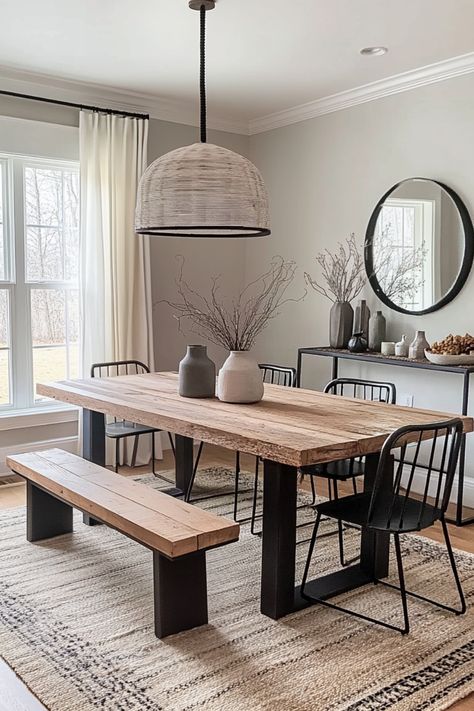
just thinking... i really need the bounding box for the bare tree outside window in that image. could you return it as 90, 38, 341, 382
25, 166, 80, 396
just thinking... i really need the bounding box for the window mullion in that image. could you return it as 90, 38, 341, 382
11, 158, 34, 409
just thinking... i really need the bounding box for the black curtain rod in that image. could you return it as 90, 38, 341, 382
0, 89, 150, 120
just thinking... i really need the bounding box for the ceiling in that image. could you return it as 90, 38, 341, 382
1, 0, 474, 128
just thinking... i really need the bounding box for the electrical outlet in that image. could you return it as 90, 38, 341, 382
398, 393, 414, 407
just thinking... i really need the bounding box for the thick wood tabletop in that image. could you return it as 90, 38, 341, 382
37, 372, 473, 467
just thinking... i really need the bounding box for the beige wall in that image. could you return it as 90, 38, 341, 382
247, 73, 474, 499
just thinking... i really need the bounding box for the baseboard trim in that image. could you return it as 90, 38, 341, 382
0, 436, 78, 476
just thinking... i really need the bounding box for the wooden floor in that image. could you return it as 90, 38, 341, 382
0, 444, 472, 711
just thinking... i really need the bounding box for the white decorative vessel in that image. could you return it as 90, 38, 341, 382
217, 351, 264, 404
395, 334, 409, 357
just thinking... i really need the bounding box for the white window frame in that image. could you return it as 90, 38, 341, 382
379, 197, 435, 311
0, 152, 80, 414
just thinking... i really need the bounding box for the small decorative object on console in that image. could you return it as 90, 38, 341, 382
409, 330, 430, 359
348, 332, 368, 353
368, 310, 386, 351
425, 333, 474, 364
430, 333, 474, 355
395, 335, 409, 357
381, 341, 395, 356
354, 299, 371, 340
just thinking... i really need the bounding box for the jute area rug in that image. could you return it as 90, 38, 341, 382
0, 467, 473, 711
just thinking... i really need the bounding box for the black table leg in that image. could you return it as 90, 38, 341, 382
260, 453, 393, 621
260, 460, 298, 619
296, 350, 302, 388
82, 408, 105, 526
153, 550, 208, 638
294, 454, 391, 608
360, 453, 391, 579
169, 434, 194, 498
27, 481, 73, 542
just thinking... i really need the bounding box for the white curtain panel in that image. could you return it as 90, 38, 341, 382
79, 111, 162, 464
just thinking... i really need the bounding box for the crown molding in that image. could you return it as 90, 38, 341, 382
0, 65, 248, 135
2, 52, 474, 139
249, 52, 474, 135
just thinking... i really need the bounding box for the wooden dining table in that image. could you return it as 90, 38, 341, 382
37, 371, 473, 621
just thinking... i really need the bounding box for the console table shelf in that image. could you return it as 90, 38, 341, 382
296, 346, 474, 527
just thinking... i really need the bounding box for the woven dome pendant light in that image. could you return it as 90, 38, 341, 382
135, 1, 271, 238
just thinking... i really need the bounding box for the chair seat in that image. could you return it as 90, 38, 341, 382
301, 458, 365, 481
106, 421, 159, 438
316, 492, 440, 533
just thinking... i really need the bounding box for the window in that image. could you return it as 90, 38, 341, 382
0, 155, 80, 411
375, 198, 434, 311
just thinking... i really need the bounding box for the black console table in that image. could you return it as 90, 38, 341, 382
296, 346, 474, 527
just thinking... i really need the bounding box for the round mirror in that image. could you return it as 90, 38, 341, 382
365, 178, 474, 315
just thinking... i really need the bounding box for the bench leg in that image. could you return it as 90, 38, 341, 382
82, 408, 105, 526
27, 482, 73, 543
153, 550, 208, 638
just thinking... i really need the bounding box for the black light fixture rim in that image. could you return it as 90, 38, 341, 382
364, 177, 474, 316
136, 225, 271, 238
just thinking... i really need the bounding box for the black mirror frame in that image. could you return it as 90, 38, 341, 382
365, 178, 474, 316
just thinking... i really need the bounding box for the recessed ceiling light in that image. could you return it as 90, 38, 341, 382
360, 46, 388, 56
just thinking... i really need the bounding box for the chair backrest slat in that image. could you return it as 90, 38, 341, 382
417, 430, 439, 528
397, 431, 423, 529
91, 360, 150, 378
90, 360, 151, 424
258, 363, 297, 388
324, 377, 396, 405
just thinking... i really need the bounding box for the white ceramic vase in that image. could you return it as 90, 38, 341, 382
217, 351, 264, 404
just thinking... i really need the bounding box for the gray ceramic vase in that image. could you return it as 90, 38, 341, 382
178, 345, 216, 398
329, 301, 354, 349
354, 299, 371, 340
368, 310, 386, 351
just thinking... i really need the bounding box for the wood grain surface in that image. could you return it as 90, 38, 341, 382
37, 372, 473, 467
6, 449, 239, 557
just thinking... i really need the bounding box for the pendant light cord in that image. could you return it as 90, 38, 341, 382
200, 5, 207, 143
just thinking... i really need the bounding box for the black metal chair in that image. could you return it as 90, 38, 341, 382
91, 360, 175, 476
298, 378, 396, 565
186, 364, 299, 523
301, 418, 466, 635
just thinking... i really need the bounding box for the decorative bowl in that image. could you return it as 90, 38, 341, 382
424, 350, 474, 365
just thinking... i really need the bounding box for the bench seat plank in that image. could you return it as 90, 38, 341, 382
31, 449, 238, 549
7, 450, 239, 558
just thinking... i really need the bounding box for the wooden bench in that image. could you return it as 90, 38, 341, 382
6, 448, 239, 638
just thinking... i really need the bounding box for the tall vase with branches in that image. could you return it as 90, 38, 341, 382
162, 255, 304, 402
304, 233, 366, 348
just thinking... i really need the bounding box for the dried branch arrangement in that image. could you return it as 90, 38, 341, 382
372, 227, 427, 306
304, 233, 366, 303
161, 255, 304, 351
